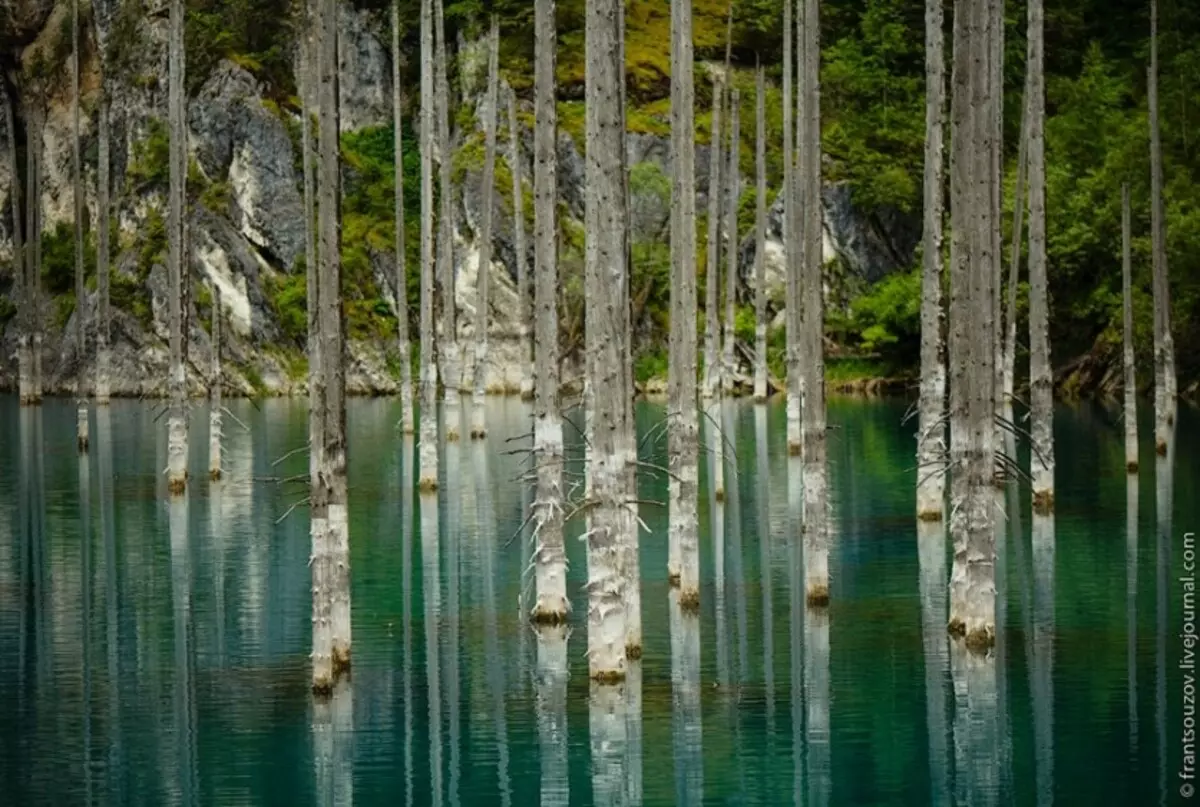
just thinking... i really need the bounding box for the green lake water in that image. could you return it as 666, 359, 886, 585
0, 394, 1195, 805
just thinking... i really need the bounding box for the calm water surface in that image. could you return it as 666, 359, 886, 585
0, 394, 1195, 806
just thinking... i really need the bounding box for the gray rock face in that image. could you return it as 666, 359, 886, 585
190, 62, 305, 270
337, 3, 390, 132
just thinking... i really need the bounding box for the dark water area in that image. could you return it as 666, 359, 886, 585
0, 394, 1195, 805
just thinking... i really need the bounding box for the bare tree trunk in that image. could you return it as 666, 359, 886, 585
508, 92, 532, 400
167, 0, 188, 495
1122, 183, 1138, 473
392, 0, 415, 435
471, 19, 500, 440
418, 0, 440, 491
1149, 0, 1175, 453
209, 285, 222, 480
97, 92, 111, 405
800, 0, 829, 608
316, 0, 350, 679
585, 0, 629, 681
989, 0, 1004, 456
721, 91, 740, 395
28, 98, 43, 404
72, 0, 88, 451
702, 76, 723, 400
784, 0, 799, 450
916, 0, 946, 521
753, 64, 768, 403
1003, 78, 1030, 417
1028, 0, 1054, 511
3, 84, 29, 405
668, 0, 701, 609
434, 0, 461, 435
529, 0, 568, 625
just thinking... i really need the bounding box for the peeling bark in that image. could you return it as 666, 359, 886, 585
668, 0, 701, 605
530, 0, 568, 624
508, 92, 533, 400
418, 0, 440, 491
702, 76, 723, 400
471, 19, 500, 440
1122, 184, 1138, 472
721, 90, 740, 395
916, 0, 946, 520
1149, 0, 1175, 450
393, 0, 415, 435
167, 0, 188, 494
209, 285, 222, 480
1028, 0, 1054, 508
753, 64, 768, 403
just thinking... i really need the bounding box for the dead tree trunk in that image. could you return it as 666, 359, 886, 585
722, 90, 740, 394
418, 0, 440, 491
28, 96, 43, 404
3, 83, 29, 404
434, 0, 461, 432
1122, 183, 1138, 473
209, 285, 222, 480
1003, 77, 1030, 417
989, 0, 1004, 452
166, 0, 189, 495
1149, 0, 1175, 452
916, 0, 946, 520
753, 63, 768, 403
702, 76, 724, 399
96, 91, 112, 405
471, 18, 500, 440
529, 0, 568, 625
585, 0, 629, 681
72, 0, 88, 451
783, 0, 799, 449
668, 0, 701, 609
1028, 0, 1054, 511
508, 91, 532, 400
392, 0, 415, 435
317, 0, 351, 681
800, 0, 829, 608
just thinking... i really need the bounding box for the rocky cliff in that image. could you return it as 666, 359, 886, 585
0, 1, 918, 397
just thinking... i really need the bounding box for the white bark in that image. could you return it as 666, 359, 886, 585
73, 0, 89, 449
918, 519, 952, 806
783, 0, 798, 450
167, 0, 188, 494
209, 285, 222, 480
668, 0, 701, 604
530, 0, 568, 624
754, 65, 768, 403
916, 0, 946, 520
800, 0, 829, 606
722, 91, 740, 394
1003, 80, 1030, 416
393, 1, 415, 436
670, 590, 704, 801
419, 493, 444, 804
434, 0, 461, 421
1122, 184, 1138, 472
534, 626, 570, 806
1028, 0, 1054, 507
702, 77, 724, 400
418, 0, 441, 491
584, 0, 629, 680
588, 680, 628, 804
1149, 0, 1176, 450
471, 19, 500, 440
96, 93, 112, 405
706, 397, 725, 501
508, 92, 533, 400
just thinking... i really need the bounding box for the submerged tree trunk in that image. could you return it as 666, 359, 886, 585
1028, 0, 1054, 511
4, 84, 29, 405
72, 0, 88, 451
753, 64, 768, 403
96, 92, 112, 405
508, 92, 532, 400
702, 77, 724, 399
668, 0, 701, 608
166, 0, 188, 495
471, 19, 500, 440
721, 91, 740, 395
585, 0, 629, 681
434, 0, 461, 432
1149, 0, 1175, 453
392, 0, 415, 435
1122, 183, 1138, 473
530, 0, 568, 625
800, 0, 829, 608
916, 0, 946, 520
209, 285, 223, 480
316, 0, 351, 680
418, 0, 440, 491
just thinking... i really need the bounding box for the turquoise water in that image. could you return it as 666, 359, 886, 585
0, 394, 1195, 805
